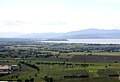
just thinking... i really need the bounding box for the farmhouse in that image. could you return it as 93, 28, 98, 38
0, 65, 11, 74
11, 65, 18, 71
0, 65, 18, 74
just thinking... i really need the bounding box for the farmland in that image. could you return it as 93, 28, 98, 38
0, 39, 120, 82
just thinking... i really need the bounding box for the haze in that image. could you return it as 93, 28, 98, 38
0, 0, 120, 34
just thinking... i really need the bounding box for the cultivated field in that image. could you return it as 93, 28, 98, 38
0, 40, 120, 82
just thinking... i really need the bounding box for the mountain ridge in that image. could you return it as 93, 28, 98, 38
1, 29, 120, 39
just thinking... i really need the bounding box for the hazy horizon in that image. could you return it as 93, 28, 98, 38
1, 28, 120, 38
0, 28, 120, 34
0, 0, 120, 34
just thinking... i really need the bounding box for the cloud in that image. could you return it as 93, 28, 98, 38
40, 22, 67, 25
93, 0, 120, 3
2, 20, 26, 26
0, 0, 120, 33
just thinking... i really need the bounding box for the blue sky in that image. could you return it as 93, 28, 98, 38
0, 0, 120, 33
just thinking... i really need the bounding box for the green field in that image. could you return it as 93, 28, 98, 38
59, 52, 120, 58
0, 59, 120, 82
0, 42, 120, 82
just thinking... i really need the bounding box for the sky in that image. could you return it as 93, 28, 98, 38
0, 0, 120, 34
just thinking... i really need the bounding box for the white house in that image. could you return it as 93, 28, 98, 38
0, 65, 18, 74
0, 65, 11, 74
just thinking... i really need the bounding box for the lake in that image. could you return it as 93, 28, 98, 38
41, 39, 120, 44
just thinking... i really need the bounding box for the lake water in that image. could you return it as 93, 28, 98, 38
41, 39, 120, 44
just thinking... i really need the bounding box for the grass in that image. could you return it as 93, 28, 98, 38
0, 58, 120, 82
59, 52, 120, 58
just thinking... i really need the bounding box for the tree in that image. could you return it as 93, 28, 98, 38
49, 77, 53, 82
30, 78, 34, 82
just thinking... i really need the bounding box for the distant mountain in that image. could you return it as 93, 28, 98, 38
62, 29, 120, 39
0, 32, 24, 38
1, 29, 120, 39
18, 32, 64, 39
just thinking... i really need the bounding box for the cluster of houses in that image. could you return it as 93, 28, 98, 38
0, 65, 18, 74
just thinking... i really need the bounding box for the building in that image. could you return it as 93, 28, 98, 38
0, 65, 11, 74
11, 65, 18, 71
0, 65, 18, 74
